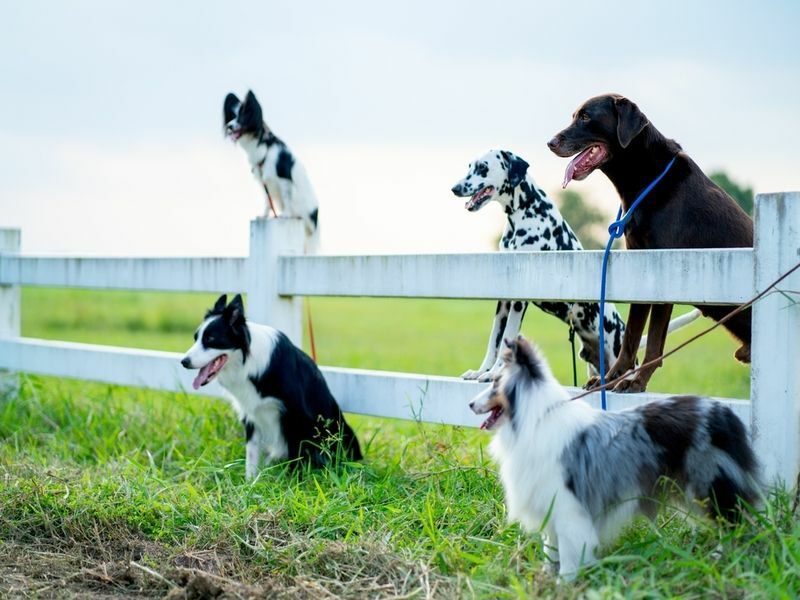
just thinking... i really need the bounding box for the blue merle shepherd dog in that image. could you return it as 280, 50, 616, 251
470, 335, 761, 580
224, 90, 320, 252
451, 149, 698, 384
181, 294, 361, 478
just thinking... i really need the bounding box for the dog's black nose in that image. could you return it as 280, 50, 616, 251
547, 136, 561, 151
451, 184, 462, 196
181, 357, 191, 369
469, 401, 475, 410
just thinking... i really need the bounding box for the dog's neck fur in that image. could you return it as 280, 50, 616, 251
600, 124, 683, 209
496, 175, 559, 237
236, 128, 280, 166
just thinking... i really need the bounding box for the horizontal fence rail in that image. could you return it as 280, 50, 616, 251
278, 248, 755, 304
0, 337, 751, 428
0, 256, 247, 293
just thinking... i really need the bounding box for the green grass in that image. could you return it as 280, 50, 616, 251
0, 288, 788, 598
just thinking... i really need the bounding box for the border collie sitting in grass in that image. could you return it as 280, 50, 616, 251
181, 294, 361, 478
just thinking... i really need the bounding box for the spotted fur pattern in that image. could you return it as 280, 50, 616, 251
451, 149, 626, 382
470, 335, 761, 580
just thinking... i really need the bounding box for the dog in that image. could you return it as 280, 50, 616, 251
451, 149, 698, 383
548, 94, 753, 392
224, 90, 320, 251
470, 334, 760, 580
181, 294, 361, 478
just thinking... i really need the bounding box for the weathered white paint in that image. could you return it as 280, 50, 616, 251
0, 230, 20, 394
0, 256, 247, 292
246, 217, 304, 346
751, 192, 800, 486
278, 248, 755, 304
0, 337, 750, 429
0, 230, 20, 337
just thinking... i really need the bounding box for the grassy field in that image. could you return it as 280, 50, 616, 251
1, 289, 794, 598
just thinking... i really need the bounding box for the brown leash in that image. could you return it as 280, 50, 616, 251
570, 260, 800, 402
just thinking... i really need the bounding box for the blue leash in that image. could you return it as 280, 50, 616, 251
598, 155, 677, 410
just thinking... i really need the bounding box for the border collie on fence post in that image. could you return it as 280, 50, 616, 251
751, 192, 800, 487
0, 229, 21, 394
246, 217, 304, 347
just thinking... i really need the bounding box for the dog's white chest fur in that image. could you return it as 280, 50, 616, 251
216, 325, 289, 464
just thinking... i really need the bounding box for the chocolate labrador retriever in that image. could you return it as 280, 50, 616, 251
547, 93, 753, 393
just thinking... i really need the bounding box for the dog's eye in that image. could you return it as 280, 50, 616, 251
580, 113, 590, 122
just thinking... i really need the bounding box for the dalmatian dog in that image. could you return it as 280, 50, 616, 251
451, 149, 699, 384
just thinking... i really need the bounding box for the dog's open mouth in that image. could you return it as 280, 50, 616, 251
562, 144, 609, 188
466, 186, 495, 211
192, 354, 228, 389
480, 406, 504, 430
226, 126, 243, 141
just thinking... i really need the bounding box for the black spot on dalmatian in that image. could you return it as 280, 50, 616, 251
474, 162, 489, 177
524, 236, 539, 245
495, 315, 508, 348
536, 302, 570, 322
513, 301, 524, 312
516, 229, 528, 237
604, 317, 615, 334
309, 208, 319, 228
542, 229, 551, 240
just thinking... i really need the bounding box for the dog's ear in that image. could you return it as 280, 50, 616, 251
614, 97, 649, 148
501, 151, 529, 188
207, 294, 227, 317
512, 334, 545, 381
225, 294, 246, 327
241, 90, 263, 126
223, 93, 240, 123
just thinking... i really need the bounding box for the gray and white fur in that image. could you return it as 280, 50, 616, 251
470, 334, 761, 580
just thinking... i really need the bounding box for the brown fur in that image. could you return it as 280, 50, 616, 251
548, 94, 753, 392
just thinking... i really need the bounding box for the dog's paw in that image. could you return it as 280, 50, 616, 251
461, 369, 485, 380
477, 369, 500, 382
613, 378, 646, 393
583, 376, 601, 390
734, 344, 751, 364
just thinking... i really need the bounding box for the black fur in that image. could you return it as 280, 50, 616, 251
249, 331, 362, 465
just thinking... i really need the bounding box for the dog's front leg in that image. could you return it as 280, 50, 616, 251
614, 303, 673, 393
243, 419, 261, 481
554, 507, 598, 582
586, 303, 650, 390
541, 523, 560, 575
477, 300, 528, 382
463, 300, 509, 380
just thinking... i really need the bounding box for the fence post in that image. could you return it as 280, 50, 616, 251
0, 229, 21, 394
751, 192, 800, 487
246, 217, 304, 346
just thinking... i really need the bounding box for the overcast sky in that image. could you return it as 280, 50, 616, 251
1, 1, 797, 255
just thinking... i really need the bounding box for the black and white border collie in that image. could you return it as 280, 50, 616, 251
470, 335, 760, 580
223, 90, 320, 252
181, 294, 361, 478
451, 149, 698, 384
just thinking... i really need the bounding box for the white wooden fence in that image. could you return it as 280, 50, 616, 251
0, 193, 798, 485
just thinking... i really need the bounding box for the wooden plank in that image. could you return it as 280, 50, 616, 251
278, 248, 755, 304
0, 337, 750, 429
0, 256, 247, 293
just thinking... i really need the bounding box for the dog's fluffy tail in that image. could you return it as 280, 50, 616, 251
700, 401, 762, 520
639, 308, 701, 349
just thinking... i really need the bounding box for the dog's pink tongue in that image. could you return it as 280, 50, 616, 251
562, 147, 593, 188
562, 158, 578, 188
192, 363, 213, 390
